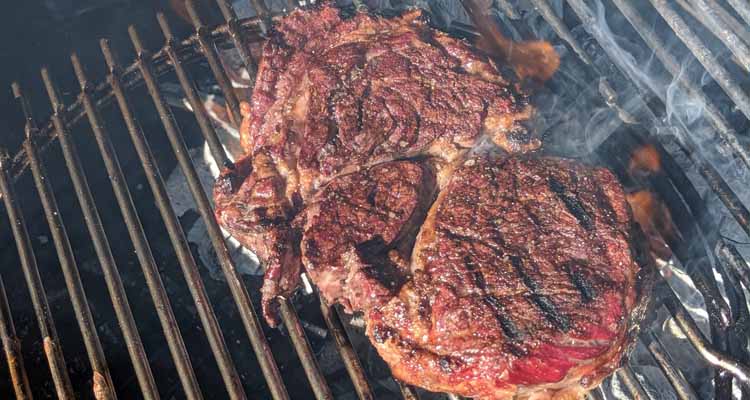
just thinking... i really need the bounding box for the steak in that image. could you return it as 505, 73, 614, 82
213, 3, 536, 324
366, 155, 653, 399
213, 4, 652, 398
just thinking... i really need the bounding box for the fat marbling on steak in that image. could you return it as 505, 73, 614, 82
213, 3, 536, 324
366, 154, 652, 399
213, 4, 652, 399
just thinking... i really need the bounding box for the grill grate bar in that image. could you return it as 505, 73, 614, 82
154, 10, 358, 399
559, 0, 750, 239
664, 296, 750, 388
13, 83, 118, 400
70, 52, 204, 400
609, 0, 750, 170
645, 333, 700, 400
247, 0, 271, 34
126, 24, 292, 400
0, 139, 74, 399
398, 380, 421, 400
185, 0, 243, 128
39, 67, 160, 399
100, 37, 248, 400
528, 0, 750, 395
616, 367, 649, 400
728, 0, 750, 27
683, 142, 750, 238
717, 241, 750, 295
278, 298, 334, 399
588, 387, 606, 400
647, 0, 750, 121
509, 0, 637, 127
682, 0, 750, 73
214, 0, 259, 86
0, 276, 33, 400
319, 300, 374, 400
155, 13, 232, 170
131, 17, 338, 399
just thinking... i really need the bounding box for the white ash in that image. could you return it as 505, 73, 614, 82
164, 143, 262, 280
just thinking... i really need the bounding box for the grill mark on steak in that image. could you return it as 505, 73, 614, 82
548, 175, 595, 231
509, 255, 571, 332
464, 254, 524, 342
484, 295, 523, 342
562, 261, 598, 303
464, 255, 487, 289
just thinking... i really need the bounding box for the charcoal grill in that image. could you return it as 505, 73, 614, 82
0, 0, 749, 398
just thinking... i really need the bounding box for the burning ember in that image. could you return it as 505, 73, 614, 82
628, 143, 662, 175
461, 0, 560, 82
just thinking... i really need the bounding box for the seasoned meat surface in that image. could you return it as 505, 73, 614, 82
366, 155, 652, 399
299, 160, 436, 311
214, 3, 536, 324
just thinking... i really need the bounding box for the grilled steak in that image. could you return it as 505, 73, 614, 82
213, 4, 652, 398
213, 3, 536, 323
366, 155, 652, 399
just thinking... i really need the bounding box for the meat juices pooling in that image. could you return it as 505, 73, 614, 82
213, 4, 652, 399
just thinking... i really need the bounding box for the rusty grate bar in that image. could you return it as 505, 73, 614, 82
3, 1, 750, 398
278, 299, 333, 399
126, 23, 292, 400
0, 139, 74, 399
99, 38, 247, 400
130, 17, 338, 399
70, 52, 204, 399
40, 67, 160, 400
13, 83, 117, 400
0, 275, 33, 400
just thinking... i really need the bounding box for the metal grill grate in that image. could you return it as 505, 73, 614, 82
0, 0, 749, 399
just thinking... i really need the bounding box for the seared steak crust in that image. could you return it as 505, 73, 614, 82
214, 3, 536, 324
366, 155, 652, 399
300, 160, 436, 311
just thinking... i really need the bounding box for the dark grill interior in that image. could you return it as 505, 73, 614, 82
0, 0, 749, 399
